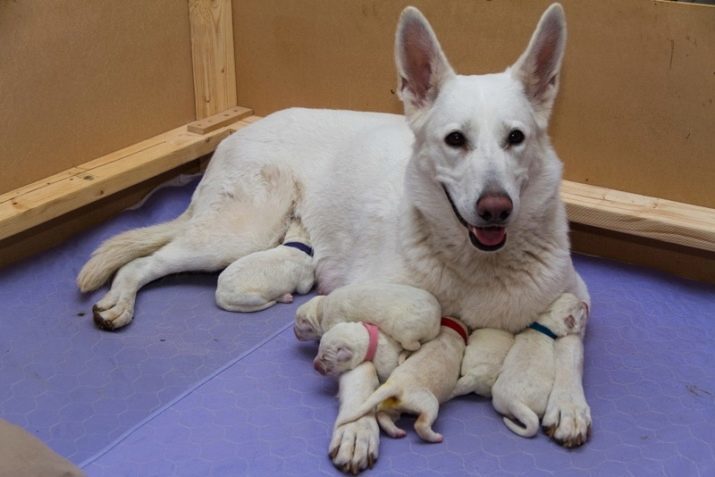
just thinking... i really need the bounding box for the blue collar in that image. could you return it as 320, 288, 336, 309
283, 241, 313, 257
528, 322, 558, 340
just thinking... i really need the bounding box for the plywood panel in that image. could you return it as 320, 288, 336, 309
0, 1, 196, 195
233, 0, 715, 208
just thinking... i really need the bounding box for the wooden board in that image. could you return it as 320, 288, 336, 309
190, 0, 238, 119
0, 110, 256, 241
187, 106, 253, 134
232, 0, 715, 208
0, 1, 195, 195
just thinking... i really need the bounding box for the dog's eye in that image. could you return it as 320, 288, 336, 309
444, 131, 467, 148
507, 129, 525, 146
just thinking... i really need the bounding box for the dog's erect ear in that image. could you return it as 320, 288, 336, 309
395, 7, 454, 120
511, 3, 566, 127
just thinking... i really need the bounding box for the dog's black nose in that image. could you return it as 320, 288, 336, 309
476, 193, 513, 223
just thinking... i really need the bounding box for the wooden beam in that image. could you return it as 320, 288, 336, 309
187, 106, 252, 134
189, 0, 237, 119
0, 109, 256, 241
562, 180, 715, 252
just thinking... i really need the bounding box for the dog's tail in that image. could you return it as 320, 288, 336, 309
335, 383, 400, 428
503, 401, 539, 438
77, 213, 188, 292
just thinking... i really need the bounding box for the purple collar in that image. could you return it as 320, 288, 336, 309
283, 241, 313, 257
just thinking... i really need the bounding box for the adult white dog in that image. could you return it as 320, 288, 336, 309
78, 3, 591, 472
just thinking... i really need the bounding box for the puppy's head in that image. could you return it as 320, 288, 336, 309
541, 292, 588, 336
313, 322, 364, 376
395, 5, 567, 252
293, 296, 324, 341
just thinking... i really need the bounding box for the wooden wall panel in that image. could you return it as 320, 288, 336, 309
233, 0, 715, 208
0, 1, 196, 195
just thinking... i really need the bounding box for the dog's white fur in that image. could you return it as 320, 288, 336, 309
293, 282, 441, 351
492, 293, 588, 438
450, 328, 515, 399
313, 322, 403, 383
77, 3, 591, 470
215, 219, 315, 312
336, 318, 467, 443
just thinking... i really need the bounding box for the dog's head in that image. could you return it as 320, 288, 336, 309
293, 296, 324, 341
312, 322, 363, 376
396, 4, 567, 252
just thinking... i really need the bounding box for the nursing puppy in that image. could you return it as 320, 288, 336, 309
450, 328, 515, 399
492, 293, 588, 437
336, 317, 468, 443
293, 283, 441, 351
313, 321, 403, 383
215, 219, 315, 312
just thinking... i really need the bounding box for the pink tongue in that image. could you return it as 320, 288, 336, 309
470, 226, 506, 246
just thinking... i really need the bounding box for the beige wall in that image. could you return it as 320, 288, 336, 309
233, 0, 715, 208
0, 1, 196, 194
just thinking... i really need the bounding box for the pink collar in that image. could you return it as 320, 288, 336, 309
362, 322, 379, 362
441, 316, 468, 345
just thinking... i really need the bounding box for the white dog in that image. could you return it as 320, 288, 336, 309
78, 4, 592, 470
215, 218, 315, 312
336, 317, 468, 443
450, 328, 515, 399
293, 282, 441, 351
313, 321, 403, 383
492, 293, 588, 437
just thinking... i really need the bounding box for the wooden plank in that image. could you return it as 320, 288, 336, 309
187, 106, 253, 134
189, 0, 237, 119
562, 180, 715, 252
0, 113, 257, 241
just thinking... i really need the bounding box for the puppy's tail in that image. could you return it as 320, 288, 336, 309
77, 213, 188, 292
503, 401, 539, 438
335, 383, 400, 428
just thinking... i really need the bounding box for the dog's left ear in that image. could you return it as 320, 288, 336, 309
511, 3, 567, 127
395, 7, 455, 122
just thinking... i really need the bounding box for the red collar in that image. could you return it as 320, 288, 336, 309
441, 316, 468, 344
362, 322, 379, 362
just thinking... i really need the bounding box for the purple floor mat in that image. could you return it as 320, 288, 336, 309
0, 176, 312, 463
2, 176, 714, 476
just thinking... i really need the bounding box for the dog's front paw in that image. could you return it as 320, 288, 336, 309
92, 291, 134, 330
329, 416, 379, 474
542, 390, 591, 448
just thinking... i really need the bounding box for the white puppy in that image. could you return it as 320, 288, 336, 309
215, 219, 315, 312
450, 328, 515, 399
293, 282, 441, 351
313, 321, 403, 383
492, 293, 588, 437
335, 317, 468, 443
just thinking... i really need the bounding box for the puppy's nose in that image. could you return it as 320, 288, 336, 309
313, 359, 326, 375
476, 193, 513, 223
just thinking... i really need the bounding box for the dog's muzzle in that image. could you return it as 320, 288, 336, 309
442, 185, 508, 252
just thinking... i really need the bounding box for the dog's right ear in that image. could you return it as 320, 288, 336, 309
395, 7, 455, 122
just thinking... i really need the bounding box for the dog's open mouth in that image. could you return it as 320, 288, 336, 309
468, 225, 507, 251
443, 185, 507, 252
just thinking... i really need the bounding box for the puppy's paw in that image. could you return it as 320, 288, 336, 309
329, 416, 379, 474
92, 291, 134, 330
542, 392, 591, 448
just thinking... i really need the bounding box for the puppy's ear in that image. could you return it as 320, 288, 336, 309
336, 346, 353, 363
395, 7, 455, 121
510, 3, 566, 128
564, 314, 576, 330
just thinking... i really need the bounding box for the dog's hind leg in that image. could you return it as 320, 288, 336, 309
92, 165, 299, 330
407, 390, 443, 443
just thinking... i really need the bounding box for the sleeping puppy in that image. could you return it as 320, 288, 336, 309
492, 293, 588, 437
293, 282, 441, 351
313, 321, 404, 382
335, 317, 468, 443
215, 219, 315, 312
450, 328, 515, 399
